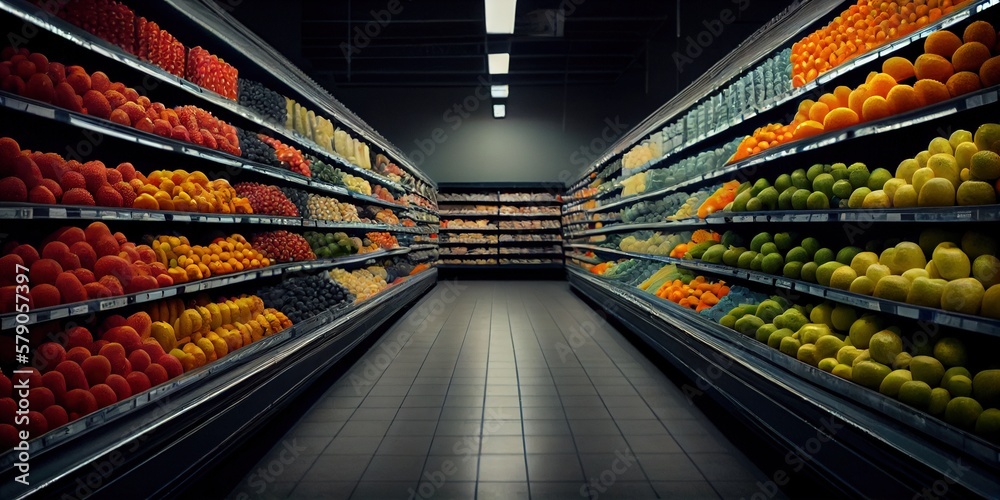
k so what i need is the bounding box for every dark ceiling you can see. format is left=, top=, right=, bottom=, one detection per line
left=293, top=1, right=788, bottom=88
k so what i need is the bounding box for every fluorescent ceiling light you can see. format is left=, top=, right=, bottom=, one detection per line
left=485, top=0, right=517, bottom=34
left=488, top=53, right=510, bottom=74
left=491, top=85, right=509, bottom=98
left=493, top=104, right=506, bottom=118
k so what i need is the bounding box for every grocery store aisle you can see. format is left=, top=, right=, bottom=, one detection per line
left=229, top=281, right=775, bottom=500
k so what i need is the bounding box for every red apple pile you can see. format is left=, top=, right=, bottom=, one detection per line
left=0, top=222, right=171, bottom=312
left=250, top=231, right=315, bottom=263
left=0, top=316, right=181, bottom=451
left=233, top=182, right=300, bottom=217
left=0, top=135, right=143, bottom=208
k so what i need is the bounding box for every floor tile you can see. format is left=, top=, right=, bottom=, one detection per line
left=635, top=453, right=705, bottom=481
left=478, top=454, right=528, bottom=481
left=650, top=481, right=721, bottom=499
left=349, top=481, right=416, bottom=500
left=375, top=435, right=433, bottom=456
left=287, top=481, right=353, bottom=499
left=360, top=455, right=425, bottom=482
left=526, top=454, right=584, bottom=481
left=476, top=481, right=530, bottom=500
left=302, top=455, right=371, bottom=482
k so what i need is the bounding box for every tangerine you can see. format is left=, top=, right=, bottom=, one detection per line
left=849, top=84, right=872, bottom=117
left=883, top=56, right=916, bottom=82
left=946, top=71, right=982, bottom=97
left=979, top=55, right=1000, bottom=87
left=925, top=30, right=963, bottom=59
left=963, top=20, right=996, bottom=47
left=834, top=85, right=853, bottom=107
left=886, top=84, right=921, bottom=115
left=914, top=53, right=955, bottom=83
left=862, top=95, right=893, bottom=122
left=808, top=101, right=831, bottom=123
left=868, top=73, right=898, bottom=98
left=823, top=107, right=860, bottom=131
left=914, top=78, right=952, bottom=106
left=951, top=42, right=990, bottom=72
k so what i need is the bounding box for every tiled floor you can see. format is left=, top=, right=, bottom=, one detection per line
left=229, top=281, right=779, bottom=500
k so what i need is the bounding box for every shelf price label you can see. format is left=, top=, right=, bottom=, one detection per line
left=775, top=279, right=792, bottom=289
left=749, top=273, right=772, bottom=285
left=99, top=298, right=127, bottom=311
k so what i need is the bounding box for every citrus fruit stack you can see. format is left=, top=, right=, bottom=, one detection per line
left=733, top=19, right=1000, bottom=164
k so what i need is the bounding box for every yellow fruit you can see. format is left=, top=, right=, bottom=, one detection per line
left=879, top=370, right=913, bottom=398
left=927, top=153, right=960, bottom=188
left=893, top=185, right=918, bottom=208
left=928, top=137, right=954, bottom=156
left=945, top=397, right=983, bottom=430
left=906, top=277, right=947, bottom=308
left=912, top=167, right=935, bottom=194
left=150, top=321, right=177, bottom=352
left=974, top=123, right=1000, bottom=153
left=205, top=303, right=222, bottom=330
left=957, top=180, right=997, bottom=205
left=932, top=242, right=971, bottom=280
left=918, top=178, right=956, bottom=207
left=849, top=276, right=875, bottom=295
left=955, top=142, right=978, bottom=171
left=982, top=285, right=1000, bottom=319
left=916, top=150, right=931, bottom=169
left=850, top=252, right=880, bottom=276
left=853, top=360, right=892, bottom=389
left=902, top=268, right=930, bottom=282
left=882, top=178, right=906, bottom=201
left=873, top=276, right=911, bottom=302
left=869, top=330, right=903, bottom=365
left=941, top=278, right=985, bottom=314
left=866, top=263, right=892, bottom=285
left=829, top=266, right=858, bottom=290
left=862, top=190, right=891, bottom=208
left=895, top=158, right=920, bottom=182
left=892, top=242, right=928, bottom=273
left=975, top=408, right=1000, bottom=441
left=973, top=369, right=1000, bottom=408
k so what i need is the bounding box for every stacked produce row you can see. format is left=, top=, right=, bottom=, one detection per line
left=0, top=0, right=440, bottom=472
left=438, top=186, right=563, bottom=269
left=563, top=1, right=1000, bottom=493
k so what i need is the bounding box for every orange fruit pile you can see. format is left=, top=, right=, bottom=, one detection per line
left=732, top=19, right=1000, bottom=164
left=655, top=276, right=730, bottom=312
left=792, top=0, right=973, bottom=87
left=152, top=234, right=270, bottom=283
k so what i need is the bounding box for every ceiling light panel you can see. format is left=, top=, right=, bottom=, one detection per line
left=485, top=0, right=517, bottom=34
left=488, top=53, right=510, bottom=74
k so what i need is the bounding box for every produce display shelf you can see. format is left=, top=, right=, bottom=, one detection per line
left=569, top=243, right=1000, bottom=338
left=0, top=269, right=437, bottom=499
left=408, top=244, right=439, bottom=251
left=498, top=252, right=564, bottom=258
left=163, top=0, right=435, bottom=189
left=0, top=92, right=435, bottom=216
left=566, top=267, right=999, bottom=498
left=0, top=0, right=432, bottom=196
left=437, top=263, right=562, bottom=269
left=565, top=205, right=1000, bottom=238
left=438, top=253, right=499, bottom=258
left=495, top=213, right=562, bottom=219
left=587, top=84, right=1000, bottom=214
left=437, top=199, right=499, bottom=204
left=565, top=253, right=603, bottom=265
left=0, top=247, right=409, bottom=329
left=566, top=0, right=986, bottom=192
left=439, top=212, right=497, bottom=217
left=496, top=199, right=563, bottom=206
left=561, top=207, right=591, bottom=217
left=439, top=226, right=500, bottom=232
left=0, top=202, right=436, bottom=232
left=436, top=241, right=495, bottom=246
left=562, top=194, right=598, bottom=208
left=499, top=240, right=563, bottom=246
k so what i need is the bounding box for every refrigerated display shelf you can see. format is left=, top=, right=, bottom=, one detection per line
left=439, top=212, right=497, bottom=217
left=437, top=263, right=562, bottom=269
left=0, top=92, right=436, bottom=217
left=566, top=205, right=1000, bottom=238
left=496, top=213, right=562, bottom=218
left=438, top=253, right=498, bottom=258
left=0, top=247, right=410, bottom=329
left=165, top=0, right=435, bottom=189
left=565, top=253, right=603, bottom=265
left=408, top=244, right=440, bottom=251
left=588, top=84, right=1000, bottom=214
left=495, top=199, right=562, bottom=206
left=568, top=243, right=1000, bottom=338
left=566, top=267, right=999, bottom=498
left=0, top=268, right=437, bottom=499
left=500, top=240, right=563, bottom=246
left=437, top=241, right=495, bottom=246
left=0, top=203, right=436, bottom=234
left=566, top=1, right=988, bottom=194
left=437, top=199, right=498, bottom=204
left=0, top=0, right=431, bottom=196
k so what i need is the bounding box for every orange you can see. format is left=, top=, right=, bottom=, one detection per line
left=868, top=73, right=898, bottom=98
left=792, top=120, right=825, bottom=140
left=882, top=56, right=915, bottom=82
left=914, top=53, right=955, bottom=83
left=862, top=95, right=893, bottom=122
left=818, top=93, right=841, bottom=110
left=865, top=71, right=879, bottom=84
left=808, top=101, right=831, bottom=123
left=823, top=107, right=860, bottom=131
left=951, top=42, right=990, bottom=72
left=946, top=71, right=982, bottom=97
left=925, top=30, right=963, bottom=59
left=979, top=55, right=1000, bottom=87
left=849, top=84, right=872, bottom=117
left=914, top=78, right=952, bottom=106
left=963, top=20, right=996, bottom=47
left=886, top=84, right=921, bottom=115
left=798, top=99, right=816, bottom=114
left=834, top=85, right=853, bottom=107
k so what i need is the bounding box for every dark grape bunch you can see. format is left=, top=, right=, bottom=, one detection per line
left=237, top=128, right=282, bottom=168
left=238, top=78, right=286, bottom=124
left=280, top=187, right=311, bottom=219
left=258, top=274, right=355, bottom=323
